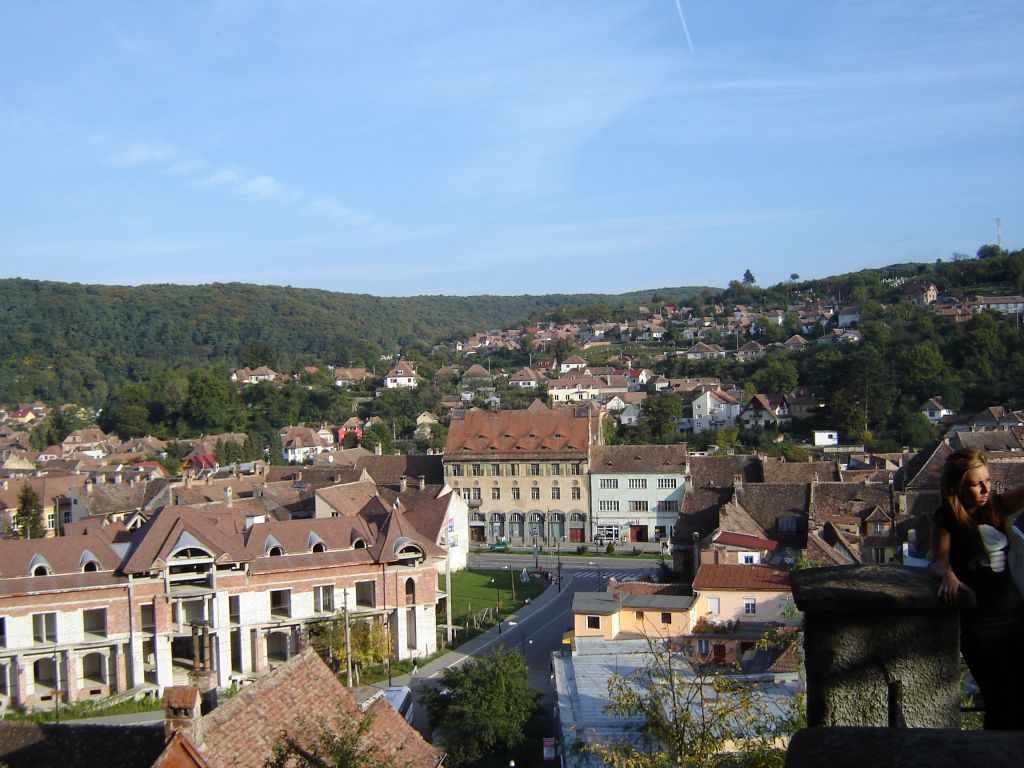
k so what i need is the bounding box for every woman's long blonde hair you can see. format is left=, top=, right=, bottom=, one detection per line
left=941, top=447, right=1001, bottom=532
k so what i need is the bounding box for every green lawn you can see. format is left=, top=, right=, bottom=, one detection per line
left=445, top=568, right=546, bottom=624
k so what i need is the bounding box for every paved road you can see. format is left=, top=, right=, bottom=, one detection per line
left=400, top=553, right=658, bottom=738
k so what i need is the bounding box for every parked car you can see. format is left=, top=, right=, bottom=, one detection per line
left=488, top=540, right=510, bottom=552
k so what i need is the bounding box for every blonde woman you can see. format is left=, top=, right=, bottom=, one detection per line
left=932, top=447, right=1024, bottom=729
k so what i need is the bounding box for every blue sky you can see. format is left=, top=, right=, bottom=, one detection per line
left=1, top=2, right=1021, bottom=296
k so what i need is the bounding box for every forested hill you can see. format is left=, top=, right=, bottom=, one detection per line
left=0, top=278, right=711, bottom=405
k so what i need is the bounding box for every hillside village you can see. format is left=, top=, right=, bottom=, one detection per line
left=1, top=273, right=1023, bottom=766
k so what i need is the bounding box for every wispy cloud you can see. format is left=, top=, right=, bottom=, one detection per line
left=101, top=137, right=370, bottom=222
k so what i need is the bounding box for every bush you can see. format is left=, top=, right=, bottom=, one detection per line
left=576, top=545, right=588, bottom=554
left=605, top=542, right=616, bottom=555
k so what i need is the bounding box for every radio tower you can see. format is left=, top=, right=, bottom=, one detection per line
left=996, top=217, right=1002, bottom=249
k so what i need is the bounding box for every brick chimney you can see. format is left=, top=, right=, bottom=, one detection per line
left=163, top=685, right=203, bottom=745
left=400, top=475, right=408, bottom=493
left=418, top=475, right=426, bottom=491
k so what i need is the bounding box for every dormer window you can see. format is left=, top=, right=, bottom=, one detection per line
left=82, top=560, right=100, bottom=572
left=264, top=535, right=284, bottom=557
left=28, top=553, right=53, bottom=577
left=311, top=542, right=326, bottom=553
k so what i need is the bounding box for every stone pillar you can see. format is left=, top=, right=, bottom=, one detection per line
left=238, top=626, right=252, bottom=674
left=215, top=632, right=231, bottom=687
left=155, top=635, right=174, bottom=689
left=62, top=651, right=76, bottom=703
left=790, top=564, right=966, bottom=729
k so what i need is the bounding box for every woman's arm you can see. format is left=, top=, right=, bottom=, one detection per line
left=995, top=484, right=1024, bottom=516
left=931, top=526, right=965, bottom=605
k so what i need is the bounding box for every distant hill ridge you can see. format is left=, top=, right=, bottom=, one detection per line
left=0, top=278, right=713, bottom=360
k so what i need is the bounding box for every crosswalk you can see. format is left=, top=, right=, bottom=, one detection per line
left=568, top=570, right=652, bottom=581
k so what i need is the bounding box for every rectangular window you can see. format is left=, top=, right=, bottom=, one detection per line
left=46, top=512, right=56, bottom=529
left=657, top=478, right=678, bottom=489
left=450, top=464, right=464, bottom=477
left=531, top=487, right=540, bottom=500
left=472, top=488, right=482, bottom=500
left=708, top=597, right=720, bottom=615
left=657, top=500, right=679, bottom=512
left=778, top=517, right=797, bottom=533
left=0, top=616, right=6, bottom=647
left=314, top=585, right=335, bottom=613
left=472, top=463, right=482, bottom=476
left=741, top=553, right=757, bottom=565
left=491, top=487, right=501, bottom=500
left=599, top=500, right=620, bottom=512
left=270, top=589, right=292, bottom=618
left=551, top=487, right=560, bottom=500
left=529, top=463, right=541, bottom=476
left=872, top=522, right=885, bottom=534
left=490, top=464, right=501, bottom=476
left=599, top=478, right=618, bottom=489
left=33, top=612, right=57, bottom=644
left=512, top=487, right=521, bottom=501
left=83, top=607, right=107, bottom=638
left=461, top=488, right=472, bottom=500
left=227, top=598, right=239, bottom=626
left=509, top=464, right=519, bottom=476
left=63, top=509, right=73, bottom=524
left=596, top=525, right=620, bottom=540
left=873, top=548, right=886, bottom=564
left=629, top=500, right=649, bottom=512
left=660, top=612, right=672, bottom=625
left=586, top=616, right=601, bottom=630
left=635, top=611, right=645, bottom=621
left=571, top=463, right=582, bottom=476
left=628, top=478, right=648, bottom=489
left=697, top=638, right=711, bottom=655
left=744, top=598, right=757, bottom=615
left=356, top=581, right=376, bottom=608
left=571, top=487, right=581, bottom=500
left=550, top=463, right=561, bottom=475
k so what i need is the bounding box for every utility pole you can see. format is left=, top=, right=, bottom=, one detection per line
left=445, top=540, right=453, bottom=644
left=343, top=588, right=352, bottom=687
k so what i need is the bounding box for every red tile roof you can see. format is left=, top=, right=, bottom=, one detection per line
left=693, top=563, right=791, bottom=592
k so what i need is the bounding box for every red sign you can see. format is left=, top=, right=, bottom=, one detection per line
left=543, top=737, right=557, bottom=761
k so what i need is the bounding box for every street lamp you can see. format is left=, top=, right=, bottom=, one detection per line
left=491, top=578, right=502, bottom=634
left=507, top=564, right=516, bottom=603
left=589, top=560, right=601, bottom=591
left=556, top=542, right=562, bottom=593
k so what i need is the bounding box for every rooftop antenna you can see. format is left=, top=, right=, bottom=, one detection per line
left=996, top=217, right=1002, bottom=249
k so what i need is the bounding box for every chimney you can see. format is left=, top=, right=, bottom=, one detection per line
left=418, top=475, right=426, bottom=491
left=400, top=475, right=408, bottom=493
left=224, top=486, right=233, bottom=508
left=84, top=478, right=92, bottom=494
left=374, top=442, right=382, bottom=456
left=733, top=473, right=743, bottom=490
left=114, top=473, right=122, bottom=485
left=163, top=685, right=204, bottom=745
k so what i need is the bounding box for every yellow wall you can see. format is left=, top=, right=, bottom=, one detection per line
left=695, top=589, right=795, bottom=624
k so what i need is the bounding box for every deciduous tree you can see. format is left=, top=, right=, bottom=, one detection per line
left=422, top=649, right=537, bottom=768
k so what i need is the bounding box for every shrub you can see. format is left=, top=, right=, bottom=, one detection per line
left=605, top=542, right=616, bottom=555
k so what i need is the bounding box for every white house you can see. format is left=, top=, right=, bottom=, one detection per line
left=588, top=445, right=687, bottom=544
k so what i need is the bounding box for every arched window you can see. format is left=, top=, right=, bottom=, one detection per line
left=32, top=564, right=50, bottom=577
left=311, top=542, right=326, bottom=553
left=405, top=577, right=416, bottom=605
left=82, top=560, right=100, bottom=572
left=267, top=546, right=283, bottom=557
left=353, top=539, right=367, bottom=549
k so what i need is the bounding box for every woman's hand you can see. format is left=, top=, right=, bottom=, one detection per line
left=937, top=569, right=962, bottom=605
